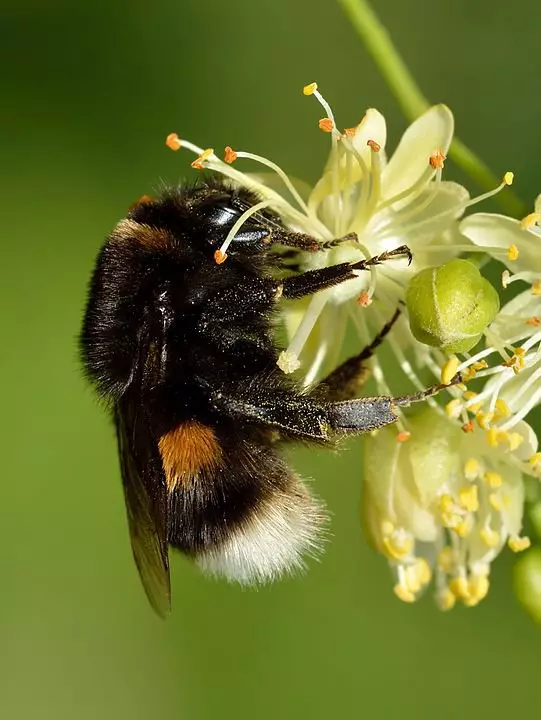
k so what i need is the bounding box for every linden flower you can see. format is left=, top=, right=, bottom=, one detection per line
left=363, top=405, right=534, bottom=609
left=460, top=194, right=541, bottom=285
left=167, top=83, right=513, bottom=383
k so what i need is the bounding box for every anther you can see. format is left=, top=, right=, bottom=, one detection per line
left=442, top=356, right=459, bottom=385
left=393, top=583, right=416, bottom=603
left=462, top=420, right=475, bottom=433
left=303, top=82, right=318, bottom=96
left=507, top=244, right=519, bottom=261
left=521, top=212, right=541, bottom=230
left=532, top=280, right=541, bottom=296
left=508, top=536, right=531, bottom=553
left=214, top=249, right=227, bottom=264
left=367, top=139, right=381, bottom=152
left=343, top=127, right=356, bottom=137
left=484, top=471, right=503, bottom=488
left=356, top=290, right=372, bottom=307
left=165, top=133, right=181, bottom=151
left=464, top=458, right=480, bottom=480
left=503, top=171, right=514, bottom=186
left=502, top=270, right=511, bottom=288
left=396, top=431, right=411, bottom=443
left=224, top=146, right=238, bottom=164
left=318, top=118, right=334, bottom=133
left=429, top=149, right=446, bottom=170
left=527, top=317, right=541, bottom=326
left=191, top=148, right=214, bottom=170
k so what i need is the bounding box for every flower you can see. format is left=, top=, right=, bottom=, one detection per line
left=460, top=194, right=541, bottom=283
left=363, top=405, right=533, bottom=609
left=167, top=83, right=481, bottom=383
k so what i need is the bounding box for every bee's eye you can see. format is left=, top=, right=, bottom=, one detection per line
left=198, top=199, right=270, bottom=249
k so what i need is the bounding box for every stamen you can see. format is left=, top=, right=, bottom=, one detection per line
left=227, top=149, right=311, bottom=215
left=396, top=431, right=411, bottom=443
left=442, top=356, right=459, bottom=385
left=318, top=118, right=334, bottom=133
left=278, top=292, right=329, bottom=374
left=508, top=536, right=531, bottom=553
left=165, top=132, right=181, bottom=151
left=464, top=172, right=514, bottom=209
left=302, top=82, right=318, bottom=96
left=429, top=149, right=446, bottom=170
left=223, top=146, right=238, bottom=164
left=507, top=244, right=519, bottom=261
left=191, top=148, right=214, bottom=170
left=216, top=199, right=275, bottom=260
left=521, top=212, right=541, bottom=230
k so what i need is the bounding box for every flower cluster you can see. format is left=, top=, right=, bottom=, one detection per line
left=166, top=84, right=541, bottom=610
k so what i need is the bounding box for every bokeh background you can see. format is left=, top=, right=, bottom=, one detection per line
left=3, top=1, right=541, bottom=718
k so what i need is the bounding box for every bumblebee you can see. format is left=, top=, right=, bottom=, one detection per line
left=80, top=180, right=444, bottom=616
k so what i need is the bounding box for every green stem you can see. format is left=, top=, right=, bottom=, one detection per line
left=337, top=0, right=528, bottom=218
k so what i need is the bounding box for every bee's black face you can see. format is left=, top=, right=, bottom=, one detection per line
left=191, top=190, right=272, bottom=252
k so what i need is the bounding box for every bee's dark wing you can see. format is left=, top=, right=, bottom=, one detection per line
left=115, top=393, right=171, bottom=617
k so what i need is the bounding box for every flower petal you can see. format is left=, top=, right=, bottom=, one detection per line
left=350, top=108, right=387, bottom=165
left=381, top=105, right=454, bottom=201
left=460, top=213, right=541, bottom=273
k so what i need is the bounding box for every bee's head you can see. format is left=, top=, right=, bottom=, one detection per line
left=128, top=182, right=278, bottom=262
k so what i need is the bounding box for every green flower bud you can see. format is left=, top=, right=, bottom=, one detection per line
left=405, top=259, right=500, bottom=354
left=514, top=549, right=541, bottom=624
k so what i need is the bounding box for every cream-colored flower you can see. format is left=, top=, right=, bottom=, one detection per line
left=363, top=406, right=532, bottom=609
left=168, top=84, right=475, bottom=382
left=460, top=194, right=541, bottom=281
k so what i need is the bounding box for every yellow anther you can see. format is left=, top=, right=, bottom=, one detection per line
left=476, top=411, right=494, bottom=430
left=396, top=431, right=411, bottom=443
left=462, top=367, right=477, bottom=382
left=480, top=525, right=500, bottom=548
left=464, top=458, right=481, bottom=480
left=515, top=347, right=526, bottom=357
left=495, top=399, right=511, bottom=417
left=521, top=212, right=541, bottom=230
left=489, top=492, right=503, bottom=512
left=473, top=360, right=489, bottom=371
left=507, top=432, right=524, bottom=451
left=487, top=428, right=501, bottom=448
left=165, top=132, right=181, bottom=151
left=416, top=558, right=432, bottom=586
left=507, top=244, right=519, bottom=261
left=445, top=398, right=462, bottom=419
left=318, top=118, right=334, bottom=133
left=532, top=280, right=541, bottom=296
left=501, top=492, right=512, bottom=509
left=441, top=355, right=459, bottom=385
left=436, top=587, right=456, bottom=611
left=502, top=270, right=511, bottom=288
left=381, top=519, right=395, bottom=536
left=468, top=573, right=490, bottom=602
left=455, top=518, right=471, bottom=538
left=191, top=147, right=214, bottom=169
left=437, top=546, right=455, bottom=573
left=449, top=577, right=470, bottom=600
left=382, top=534, right=414, bottom=561
left=393, top=583, right=416, bottom=603
left=459, top=485, right=479, bottom=513
left=302, top=82, right=318, bottom=96
left=429, top=149, right=446, bottom=170
left=508, top=536, right=531, bottom=553
left=528, top=452, right=541, bottom=468
left=503, top=171, right=514, bottom=186
left=484, top=471, right=503, bottom=488
left=464, top=391, right=478, bottom=401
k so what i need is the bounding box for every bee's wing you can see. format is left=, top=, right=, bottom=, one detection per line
left=115, top=394, right=171, bottom=617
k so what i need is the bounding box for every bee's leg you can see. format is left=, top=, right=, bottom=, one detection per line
left=271, top=229, right=359, bottom=252
left=280, top=246, right=412, bottom=300
left=320, top=309, right=400, bottom=402
left=209, top=385, right=399, bottom=441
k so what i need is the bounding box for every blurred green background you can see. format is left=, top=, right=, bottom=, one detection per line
left=3, top=1, right=541, bottom=718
